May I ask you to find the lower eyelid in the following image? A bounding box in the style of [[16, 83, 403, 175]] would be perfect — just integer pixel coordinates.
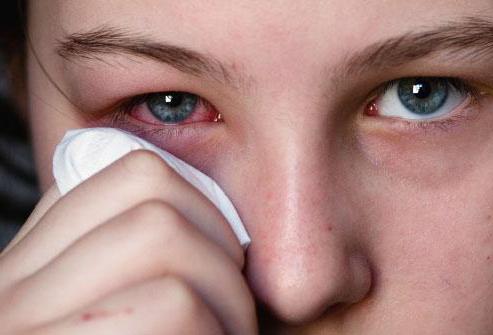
[[362, 94, 482, 134], [103, 110, 221, 143]]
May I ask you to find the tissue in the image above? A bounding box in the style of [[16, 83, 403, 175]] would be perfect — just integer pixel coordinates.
[[53, 128, 250, 248]]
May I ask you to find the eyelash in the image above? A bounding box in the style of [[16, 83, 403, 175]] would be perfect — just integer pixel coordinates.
[[364, 77, 486, 132], [105, 77, 491, 139]]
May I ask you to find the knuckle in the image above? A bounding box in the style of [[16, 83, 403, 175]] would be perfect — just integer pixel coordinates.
[[119, 150, 176, 184], [133, 200, 183, 223], [127, 200, 190, 243], [155, 277, 206, 324], [161, 276, 196, 304]]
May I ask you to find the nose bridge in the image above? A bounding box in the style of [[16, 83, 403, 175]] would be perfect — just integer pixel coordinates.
[[253, 130, 338, 251], [240, 116, 372, 323]]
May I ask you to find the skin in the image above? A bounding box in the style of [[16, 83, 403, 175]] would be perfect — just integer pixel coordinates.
[[1, 0, 493, 333]]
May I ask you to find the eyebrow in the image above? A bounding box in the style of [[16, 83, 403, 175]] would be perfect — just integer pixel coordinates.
[[342, 16, 493, 76], [57, 16, 493, 88], [57, 26, 240, 87]]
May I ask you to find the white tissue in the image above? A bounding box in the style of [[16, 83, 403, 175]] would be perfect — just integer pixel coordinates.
[[53, 128, 250, 248]]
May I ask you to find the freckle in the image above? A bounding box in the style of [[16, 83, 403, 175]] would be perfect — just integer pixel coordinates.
[[327, 225, 333, 232], [81, 312, 110, 321], [487, 215, 492, 221], [79, 310, 112, 322], [487, 256, 491, 261], [81, 313, 93, 321]]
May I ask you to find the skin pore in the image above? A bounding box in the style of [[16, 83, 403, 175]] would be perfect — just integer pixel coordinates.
[[20, 0, 493, 333]]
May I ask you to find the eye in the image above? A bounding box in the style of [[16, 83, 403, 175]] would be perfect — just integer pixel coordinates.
[[123, 91, 222, 125], [147, 92, 198, 123], [366, 77, 473, 120]]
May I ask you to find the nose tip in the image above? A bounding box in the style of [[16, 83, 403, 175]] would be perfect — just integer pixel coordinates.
[[247, 240, 373, 324]]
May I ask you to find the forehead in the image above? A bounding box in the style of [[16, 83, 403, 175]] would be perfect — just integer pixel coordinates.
[[35, 1, 491, 74], [46, 0, 491, 48]]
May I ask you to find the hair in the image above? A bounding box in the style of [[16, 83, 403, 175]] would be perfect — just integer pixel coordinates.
[[0, 0, 26, 118], [0, 1, 40, 243], [0, 1, 24, 45]]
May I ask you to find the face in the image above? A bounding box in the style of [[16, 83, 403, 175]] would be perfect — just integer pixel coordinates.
[[27, 1, 493, 333]]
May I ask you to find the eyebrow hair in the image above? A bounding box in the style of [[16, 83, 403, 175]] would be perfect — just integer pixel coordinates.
[[57, 16, 493, 90], [57, 26, 240, 87], [342, 16, 493, 76]]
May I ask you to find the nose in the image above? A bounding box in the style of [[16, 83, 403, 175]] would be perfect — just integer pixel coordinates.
[[230, 129, 373, 324]]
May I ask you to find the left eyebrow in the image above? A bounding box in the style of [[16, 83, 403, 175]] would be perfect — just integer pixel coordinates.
[[56, 26, 245, 89], [340, 16, 493, 77]]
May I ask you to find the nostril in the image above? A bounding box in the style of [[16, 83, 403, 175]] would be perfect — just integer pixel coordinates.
[[312, 255, 373, 320], [340, 253, 373, 305], [322, 302, 349, 317]]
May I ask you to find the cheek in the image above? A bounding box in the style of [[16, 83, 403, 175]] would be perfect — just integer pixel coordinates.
[[28, 52, 88, 191], [333, 122, 493, 327], [356, 129, 487, 189], [362, 162, 493, 324]]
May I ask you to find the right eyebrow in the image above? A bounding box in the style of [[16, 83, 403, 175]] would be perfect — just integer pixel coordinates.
[[341, 16, 493, 77], [57, 26, 244, 89]]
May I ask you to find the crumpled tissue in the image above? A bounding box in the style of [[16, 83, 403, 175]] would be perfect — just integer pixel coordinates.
[[52, 127, 250, 248]]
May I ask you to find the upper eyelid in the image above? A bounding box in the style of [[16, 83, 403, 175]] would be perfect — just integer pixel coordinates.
[[370, 77, 483, 100]]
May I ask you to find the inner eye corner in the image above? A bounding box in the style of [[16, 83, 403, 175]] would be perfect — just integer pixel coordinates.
[[364, 99, 379, 117]]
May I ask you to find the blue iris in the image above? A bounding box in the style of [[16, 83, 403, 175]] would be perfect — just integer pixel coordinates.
[[146, 92, 198, 123], [397, 78, 449, 115]]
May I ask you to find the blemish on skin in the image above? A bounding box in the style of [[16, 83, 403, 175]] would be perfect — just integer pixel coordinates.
[[442, 278, 453, 288], [81, 310, 111, 321], [327, 225, 333, 232], [80, 308, 134, 322], [487, 256, 491, 261]]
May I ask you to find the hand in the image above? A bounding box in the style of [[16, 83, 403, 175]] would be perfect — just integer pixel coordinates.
[[0, 150, 257, 334]]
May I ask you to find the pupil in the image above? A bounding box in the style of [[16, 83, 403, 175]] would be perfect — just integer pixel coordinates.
[[412, 80, 432, 99], [166, 93, 184, 108], [397, 77, 448, 115]]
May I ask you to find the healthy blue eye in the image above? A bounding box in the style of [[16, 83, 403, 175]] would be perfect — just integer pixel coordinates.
[[397, 78, 448, 115], [146, 92, 198, 123], [372, 77, 470, 120]]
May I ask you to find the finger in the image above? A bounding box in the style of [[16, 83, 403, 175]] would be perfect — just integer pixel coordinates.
[[28, 277, 224, 335], [0, 185, 60, 255], [9, 201, 256, 335], [2, 150, 243, 283], [0, 185, 61, 289]]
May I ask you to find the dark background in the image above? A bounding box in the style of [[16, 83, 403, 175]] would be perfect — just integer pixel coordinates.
[[0, 1, 40, 250]]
